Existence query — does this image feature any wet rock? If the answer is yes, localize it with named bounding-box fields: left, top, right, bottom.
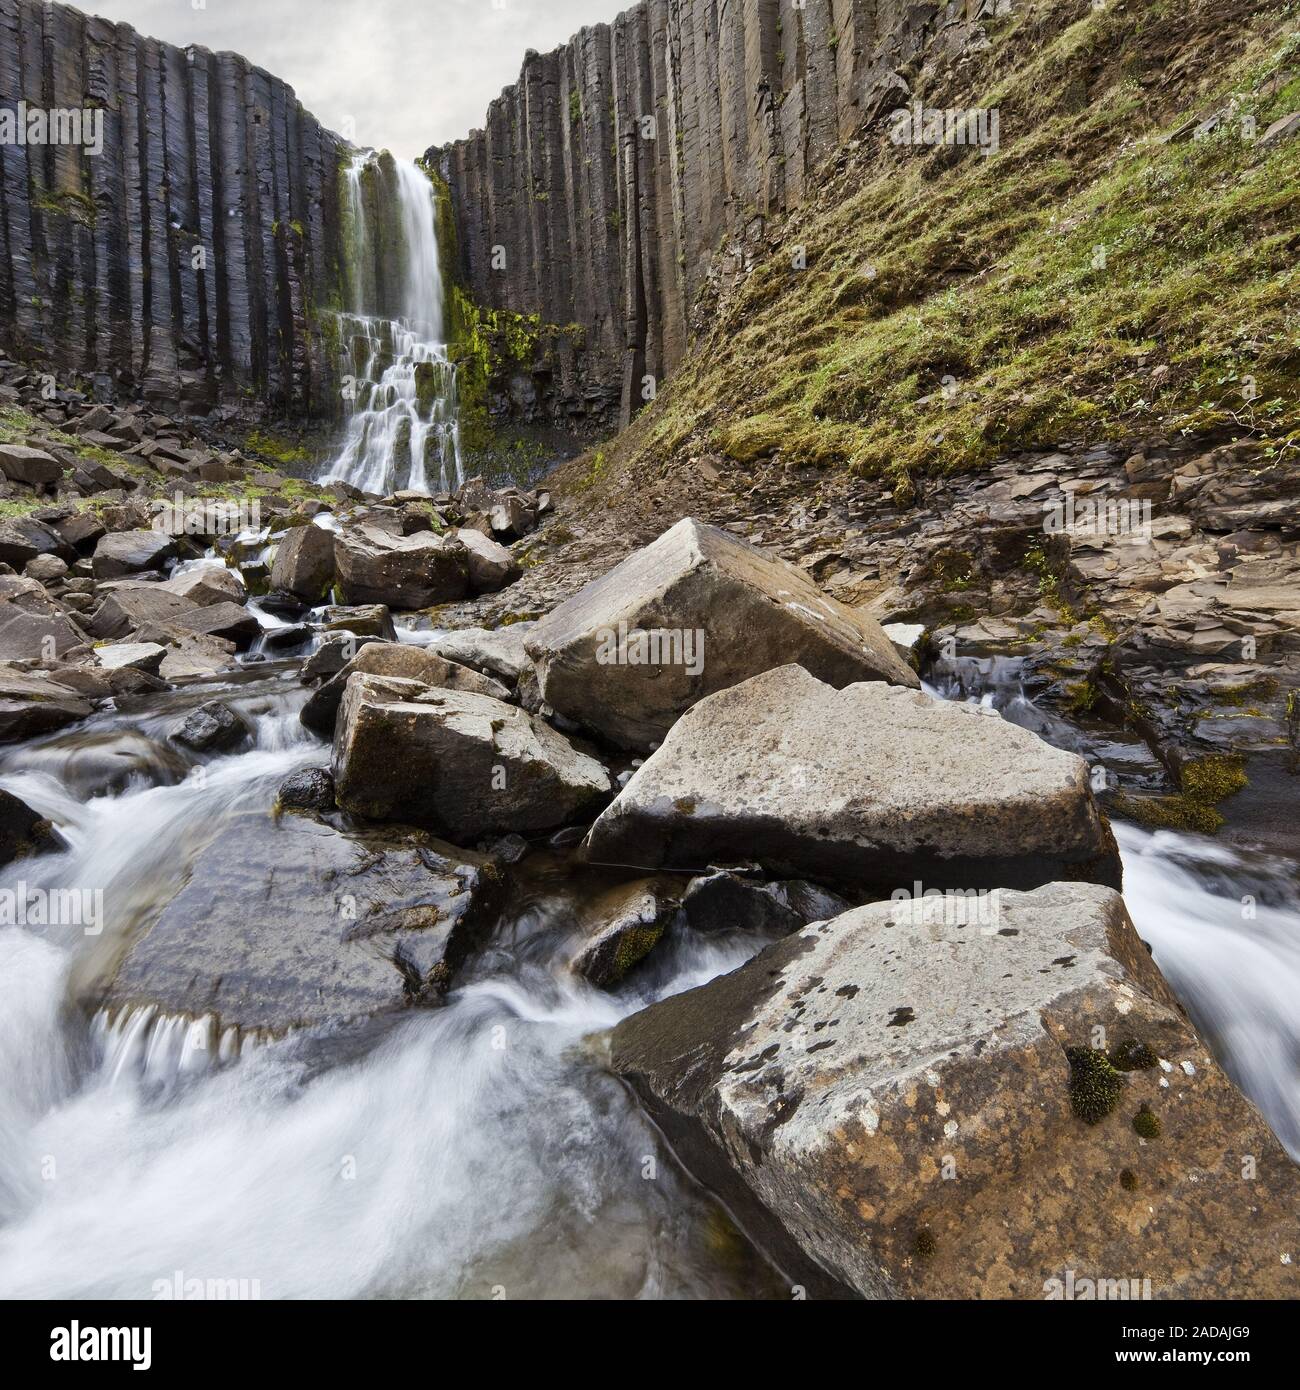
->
left=170, top=700, right=251, bottom=754
left=459, top=528, right=521, bottom=594
left=0, top=516, right=67, bottom=570
left=333, top=674, right=611, bottom=841
left=0, top=667, right=93, bottom=743
left=172, top=601, right=261, bottom=647
left=316, top=605, right=397, bottom=640
left=587, top=665, right=1122, bottom=893
left=300, top=642, right=509, bottom=736
left=0, top=444, right=63, bottom=487
left=161, top=566, right=245, bottom=608
left=270, top=525, right=336, bottom=603
left=526, top=518, right=920, bottom=752
left=0, top=786, right=60, bottom=866
left=610, top=882, right=1300, bottom=1299
left=569, top=879, right=680, bottom=988
left=681, top=871, right=850, bottom=936
left=334, top=525, right=470, bottom=609
left=276, top=766, right=336, bottom=814
left=91, top=529, right=179, bottom=580
left=96, top=814, right=505, bottom=1033
left=94, top=642, right=167, bottom=674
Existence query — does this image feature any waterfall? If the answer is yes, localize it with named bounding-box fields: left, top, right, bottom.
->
left=320, top=152, right=463, bottom=497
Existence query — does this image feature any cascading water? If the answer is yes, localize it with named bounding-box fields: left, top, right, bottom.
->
left=321, top=152, right=463, bottom=498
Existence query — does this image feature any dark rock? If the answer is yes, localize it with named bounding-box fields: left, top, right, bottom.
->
left=171, top=701, right=251, bottom=754
left=276, top=766, right=337, bottom=813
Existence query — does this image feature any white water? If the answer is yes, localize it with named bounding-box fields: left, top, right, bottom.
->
left=0, top=669, right=1297, bottom=1296
left=321, top=153, right=463, bottom=498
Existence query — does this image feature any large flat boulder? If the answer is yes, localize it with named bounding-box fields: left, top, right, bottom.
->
left=0, top=516, right=66, bottom=569
left=161, top=565, right=245, bottom=608
left=586, top=666, right=1122, bottom=893
left=335, top=524, right=469, bottom=609
left=525, top=518, right=920, bottom=751
left=333, top=674, right=610, bottom=841
left=0, top=444, right=62, bottom=486
left=458, top=528, right=520, bottom=594
left=91, top=529, right=179, bottom=580
left=85, top=585, right=198, bottom=641
left=270, top=524, right=336, bottom=603
left=611, top=882, right=1300, bottom=1299
left=0, top=667, right=93, bottom=742
left=0, top=576, right=84, bottom=660
left=96, top=813, right=504, bottom=1033
left=300, top=641, right=509, bottom=735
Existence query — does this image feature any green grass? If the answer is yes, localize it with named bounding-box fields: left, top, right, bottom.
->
left=615, top=0, right=1300, bottom=497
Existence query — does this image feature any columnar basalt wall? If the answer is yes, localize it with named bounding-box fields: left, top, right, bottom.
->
left=433, top=0, right=988, bottom=430
left=0, top=0, right=347, bottom=415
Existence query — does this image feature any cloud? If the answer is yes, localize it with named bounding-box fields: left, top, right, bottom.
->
left=95, top=0, right=627, bottom=157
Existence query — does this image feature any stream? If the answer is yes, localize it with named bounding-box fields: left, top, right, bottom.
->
left=0, top=633, right=1296, bottom=1298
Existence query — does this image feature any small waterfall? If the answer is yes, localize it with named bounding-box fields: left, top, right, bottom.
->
left=321, top=152, right=462, bottom=497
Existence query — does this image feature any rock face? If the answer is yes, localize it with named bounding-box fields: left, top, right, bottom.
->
left=611, top=882, right=1300, bottom=1299
left=333, top=673, right=611, bottom=841
left=526, top=518, right=918, bottom=751
left=335, top=526, right=470, bottom=609
left=0, top=0, right=345, bottom=413
left=98, top=813, right=504, bottom=1032
left=586, top=665, right=1122, bottom=893
left=433, top=0, right=986, bottom=429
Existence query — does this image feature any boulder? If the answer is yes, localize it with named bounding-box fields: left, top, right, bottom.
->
left=0, top=786, right=60, bottom=866
left=161, top=565, right=245, bottom=608
left=315, top=604, right=396, bottom=640
left=458, top=528, right=521, bottom=594
left=0, top=516, right=66, bottom=569
left=172, top=601, right=261, bottom=646
left=170, top=701, right=251, bottom=754
left=96, top=813, right=504, bottom=1033
left=270, top=524, right=336, bottom=603
left=300, top=641, right=509, bottom=736
left=94, top=642, right=167, bottom=674
left=430, top=624, right=535, bottom=684
left=586, top=666, right=1122, bottom=893
left=568, top=878, right=680, bottom=988
left=0, top=444, right=62, bottom=486
left=681, top=871, right=851, bottom=936
left=334, top=524, right=469, bottom=609
left=23, top=554, right=69, bottom=583
left=0, top=667, right=93, bottom=743
left=610, top=882, right=1300, bottom=1299
left=525, top=518, right=920, bottom=751
left=85, top=585, right=198, bottom=641
left=0, top=576, right=84, bottom=660
left=276, top=766, right=337, bottom=814
left=333, top=674, right=611, bottom=841
left=91, top=529, right=179, bottom=580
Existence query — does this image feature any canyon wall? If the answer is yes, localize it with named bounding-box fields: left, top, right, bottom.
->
left=0, top=0, right=346, bottom=415
left=434, top=0, right=987, bottom=430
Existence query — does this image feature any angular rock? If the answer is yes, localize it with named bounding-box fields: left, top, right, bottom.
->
left=94, top=642, right=167, bottom=674
left=0, top=444, right=63, bottom=486
left=316, top=605, right=397, bottom=640
left=526, top=518, right=920, bottom=751
left=91, top=529, right=180, bottom=580
left=681, top=871, right=851, bottom=936
left=587, top=666, right=1122, bottom=893
left=459, top=527, right=521, bottom=594
left=611, top=882, right=1300, bottom=1299
left=0, top=517, right=66, bottom=570
left=431, top=624, right=535, bottom=684
left=568, top=878, right=680, bottom=988
left=0, top=786, right=60, bottom=866
left=170, top=701, right=251, bottom=754
left=96, top=814, right=504, bottom=1033
left=301, top=642, right=509, bottom=736
left=334, top=525, right=469, bottom=609
left=276, top=766, right=337, bottom=814
left=333, top=674, right=611, bottom=840
left=161, top=565, right=245, bottom=608
left=85, top=586, right=198, bottom=641
left=172, top=601, right=262, bottom=646
left=270, top=524, right=336, bottom=603
left=0, top=576, right=84, bottom=660
left=0, top=667, right=94, bottom=743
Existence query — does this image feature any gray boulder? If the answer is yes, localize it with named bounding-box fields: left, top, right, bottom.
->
left=568, top=878, right=681, bottom=988
left=333, top=674, right=611, bottom=841
left=459, top=528, right=521, bottom=594
left=91, top=529, right=179, bottom=580
left=0, top=443, right=63, bottom=486
left=0, top=667, right=93, bottom=743
left=586, top=665, right=1122, bottom=893
left=0, top=516, right=66, bottom=569
left=0, top=576, right=84, bottom=660
left=301, top=642, right=509, bottom=735
left=335, top=524, right=469, bottom=609
left=431, top=624, right=535, bottom=684
left=96, top=813, right=504, bottom=1033
left=270, top=524, right=336, bottom=603
left=611, top=882, right=1300, bottom=1299
left=681, top=871, right=851, bottom=936
left=525, top=517, right=919, bottom=751
left=170, top=701, right=251, bottom=754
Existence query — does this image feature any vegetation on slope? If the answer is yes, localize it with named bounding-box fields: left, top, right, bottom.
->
left=606, top=0, right=1300, bottom=503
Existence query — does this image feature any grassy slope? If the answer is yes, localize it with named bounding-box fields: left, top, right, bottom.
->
left=588, top=0, right=1300, bottom=506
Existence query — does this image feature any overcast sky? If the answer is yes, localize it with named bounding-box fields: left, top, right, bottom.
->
left=95, top=0, right=627, bottom=157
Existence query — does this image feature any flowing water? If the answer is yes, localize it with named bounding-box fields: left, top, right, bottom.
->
left=0, top=644, right=1297, bottom=1297
left=320, top=152, right=463, bottom=498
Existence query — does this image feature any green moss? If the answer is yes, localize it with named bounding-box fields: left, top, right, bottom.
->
left=33, top=187, right=96, bottom=228
left=613, top=923, right=664, bottom=979
left=1113, top=754, right=1247, bottom=835
left=1066, top=1045, right=1125, bottom=1125
left=1110, top=1038, right=1159, bottom=1072
left=1133, top=1105, right=1162, bottom=1140
left=244, top=430, right=313, bottom=468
